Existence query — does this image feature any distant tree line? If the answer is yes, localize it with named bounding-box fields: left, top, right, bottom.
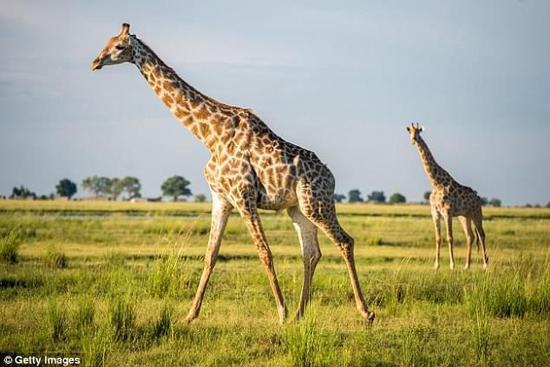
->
left=338, top=190, right=401, bottom=204
left=5, top=175, right=208, bottom=202
left=1, top=179, right=538, bottom=208
left=334, top=189, right=506, bottom=207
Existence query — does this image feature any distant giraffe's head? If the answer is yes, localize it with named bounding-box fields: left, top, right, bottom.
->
left=406, top=122, right=424, bottom=144
left=91, top=23, right=134, bottom=71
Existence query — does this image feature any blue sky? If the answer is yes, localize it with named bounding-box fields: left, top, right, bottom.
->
left=1, top=1, right=549, bottom=205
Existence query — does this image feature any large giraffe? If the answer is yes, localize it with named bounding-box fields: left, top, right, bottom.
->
left=406, top=123, right=488, bottom=270
left=91, top=23, right=375, bottom=324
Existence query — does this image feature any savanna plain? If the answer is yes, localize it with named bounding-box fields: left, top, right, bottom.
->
left=1, top=200, right=549, bottom=366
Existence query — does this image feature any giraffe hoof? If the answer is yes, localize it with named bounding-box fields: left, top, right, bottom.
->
left=464, top=264, right=470, bottom=270
left=365, top=311, right=375, bottom=326
left=293, top=311, right=304, bottom=322
left=183, top=315, right=196, bottom=325
left=449, top=263, right=455, bottom=270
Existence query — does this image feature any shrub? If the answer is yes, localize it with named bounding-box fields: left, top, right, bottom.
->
left=389, top=193, right=407, bottom=204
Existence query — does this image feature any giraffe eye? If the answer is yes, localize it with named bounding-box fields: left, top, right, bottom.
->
left=115, top=44, right=126, bottom=50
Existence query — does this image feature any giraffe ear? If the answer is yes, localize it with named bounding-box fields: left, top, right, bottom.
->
left=119, top=23, right=130, bottom=37
left=406, top=126, right=410, bottom=132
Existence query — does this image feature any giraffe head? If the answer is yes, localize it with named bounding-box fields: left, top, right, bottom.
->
left=406, top=122, right=424, bottom=144
left=91, top=23, right=134, bottom=71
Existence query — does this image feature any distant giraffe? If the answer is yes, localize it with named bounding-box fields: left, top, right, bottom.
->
left=91, top=23, right=375, bottom=324
left=406, top=123, right=488, bottom=270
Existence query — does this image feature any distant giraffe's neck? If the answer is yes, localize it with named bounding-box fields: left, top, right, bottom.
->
left=130, top=36, right=233, bottom=151
left=414, top=135, right=450, bottom=187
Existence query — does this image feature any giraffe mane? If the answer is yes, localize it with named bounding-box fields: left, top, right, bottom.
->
left=133, top=35, right=248, bottom=113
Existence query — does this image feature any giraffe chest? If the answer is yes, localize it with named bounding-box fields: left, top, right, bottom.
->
left=431, top=186, right=480, bottom=216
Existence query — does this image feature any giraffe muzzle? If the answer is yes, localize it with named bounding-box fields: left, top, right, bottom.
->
left=90, top=58, right=103, bottom=71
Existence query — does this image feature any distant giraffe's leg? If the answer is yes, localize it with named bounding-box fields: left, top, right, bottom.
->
left=184, top=193, right=232, bottom=323
left=459, top=216, right=474, bottom=270
left=472, top=215, right=489, bottom=270
left=444, top=214, right=455, bottom=269
left=237, top=191, right=287, bottom=323
left=431, top=208, right=442, bottom=270
left=287, top=206, right=321, bottom=320
left=298, top=195, right=374, bottom=323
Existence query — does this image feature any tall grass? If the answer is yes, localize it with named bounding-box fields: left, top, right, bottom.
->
left=108, top=293, right=136, bottom=341
left=152, top=303, right=174, bottom=339
left=44, top=244, right=68, bottom=269
left=76, top=296, right=95, bottom=330
left=147, top=237, right=190, bottom=298
left=285, top=313, right=321, bottom=367
left=81, top=326, right=112, bottom=367
left=0, top=225, right=23, bottom=264
left=48, top=299, right=68, bottom=341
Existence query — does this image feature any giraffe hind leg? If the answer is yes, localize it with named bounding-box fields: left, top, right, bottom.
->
left=472, top=216, right=489, bottom=270
left=297, top=185, right=374, bottom=324
left=459, top=216, right=474, bottom=270
left=287, top=206, right=321, bottom=320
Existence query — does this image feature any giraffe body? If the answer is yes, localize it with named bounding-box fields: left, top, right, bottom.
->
left=407, top=123, right=489, bottom=270
left=91, top=24, right=374, bottom=324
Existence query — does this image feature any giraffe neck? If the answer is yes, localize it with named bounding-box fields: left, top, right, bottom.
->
left=414, top=135, right=450, bottom=188
left=130, top=36, right=233, bottom=152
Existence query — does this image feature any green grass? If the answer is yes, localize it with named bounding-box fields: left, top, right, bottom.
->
left=0, top=200, right=549, bottom=366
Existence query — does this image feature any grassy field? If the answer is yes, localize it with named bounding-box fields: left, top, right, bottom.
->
left=1, top=200, right=549, bottom=366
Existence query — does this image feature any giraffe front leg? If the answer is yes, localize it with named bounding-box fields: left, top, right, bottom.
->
left=184, top=193, right=232, bottom=324
left=287, top=206, right=321, bottom=320
left=444, top=214, right=455, bottom=269
left=431, top=209, right=442, bottom=270
left=237, top=193, right=287, bottom=324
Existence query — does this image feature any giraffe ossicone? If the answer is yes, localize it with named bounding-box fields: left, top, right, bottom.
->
left=91, top=23, right=375, bottom=324
left=406, top=123, right=489, bottom=270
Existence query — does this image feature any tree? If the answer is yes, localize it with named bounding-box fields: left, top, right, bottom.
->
left=488, top=198, right=502, bottom=207
left=333, top=193, right=346, bottom=203
left=480, top=197, right=488, bottom=206
left=424, top=191, right=432, bottom=202
left=348, top=189, right=363, bottom=203
left=96, top=177, right=113, bottom=198
left=120, top=176, right=141, bottom=199
left=161, top=175, right=192, bottom=201
left=194, top=193, right=207, bottom=203
left=367, top=191, right=386, bottom=203
left=108, top=178, right=124, bottom=200
left=81, top=176, right=99, bottom=196
left=56, top=178, right=77, bottom=199
left=10, top=186, right=36, bottom=199
left=389, top=193, right=406, bottom=204
left=81, top=176, right=114, bottom=198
